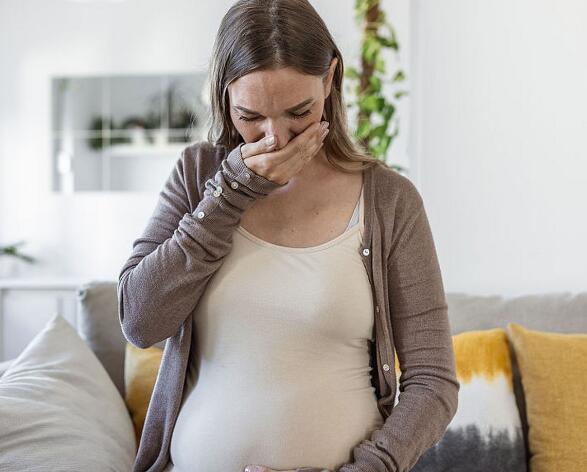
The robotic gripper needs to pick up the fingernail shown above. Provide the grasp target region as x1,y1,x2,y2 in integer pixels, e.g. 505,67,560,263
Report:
265,135,275,145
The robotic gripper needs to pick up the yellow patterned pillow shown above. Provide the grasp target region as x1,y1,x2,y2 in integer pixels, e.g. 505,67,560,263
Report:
507,322,587,472
124,343,164,447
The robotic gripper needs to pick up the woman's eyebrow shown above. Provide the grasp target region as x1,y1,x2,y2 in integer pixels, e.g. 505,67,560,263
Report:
233,98,315,115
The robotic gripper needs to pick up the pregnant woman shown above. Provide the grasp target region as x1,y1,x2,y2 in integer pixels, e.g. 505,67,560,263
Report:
117,1,459,471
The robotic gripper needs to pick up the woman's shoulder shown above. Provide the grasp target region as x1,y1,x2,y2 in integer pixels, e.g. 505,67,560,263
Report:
370,162,424,214
369,164,429,254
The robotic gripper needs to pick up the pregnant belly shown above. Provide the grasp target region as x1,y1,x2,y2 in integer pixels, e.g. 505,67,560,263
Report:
169,371,384,471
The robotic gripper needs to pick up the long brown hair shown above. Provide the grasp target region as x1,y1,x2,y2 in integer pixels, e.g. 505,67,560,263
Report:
206,0,386,173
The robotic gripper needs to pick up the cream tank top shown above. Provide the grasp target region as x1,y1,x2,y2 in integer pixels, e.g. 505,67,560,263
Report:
166,183,384,472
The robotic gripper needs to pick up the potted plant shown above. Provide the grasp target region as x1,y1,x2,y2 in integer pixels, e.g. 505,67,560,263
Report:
120,117,149,146
0,241,37,278
87,116,115,150
345,0,408,173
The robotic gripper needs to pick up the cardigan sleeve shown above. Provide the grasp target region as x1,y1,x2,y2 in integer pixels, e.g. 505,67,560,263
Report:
336,184,460,472
117,142,285,349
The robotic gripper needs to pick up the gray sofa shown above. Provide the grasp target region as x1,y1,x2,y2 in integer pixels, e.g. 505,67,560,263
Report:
1,281,586,470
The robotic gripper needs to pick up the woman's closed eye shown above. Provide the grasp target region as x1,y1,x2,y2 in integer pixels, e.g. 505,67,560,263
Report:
238,110,312,122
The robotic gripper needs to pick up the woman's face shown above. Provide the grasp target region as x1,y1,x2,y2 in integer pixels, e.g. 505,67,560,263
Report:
227,58,337,150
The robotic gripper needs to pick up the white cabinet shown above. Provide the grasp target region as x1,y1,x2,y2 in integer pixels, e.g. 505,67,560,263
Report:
0,278,88,362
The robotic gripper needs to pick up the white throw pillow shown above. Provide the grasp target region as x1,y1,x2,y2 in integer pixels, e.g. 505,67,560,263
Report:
0,313,136,471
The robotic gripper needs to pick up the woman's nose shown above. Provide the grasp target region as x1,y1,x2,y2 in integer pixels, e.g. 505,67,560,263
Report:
264,123,290,149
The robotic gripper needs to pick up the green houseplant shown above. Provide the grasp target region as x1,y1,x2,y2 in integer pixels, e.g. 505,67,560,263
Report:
0,241,37,278
345,0,408,173
0,241,36,263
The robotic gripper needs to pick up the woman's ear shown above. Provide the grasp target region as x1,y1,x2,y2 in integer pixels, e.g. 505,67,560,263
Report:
323,57,338,99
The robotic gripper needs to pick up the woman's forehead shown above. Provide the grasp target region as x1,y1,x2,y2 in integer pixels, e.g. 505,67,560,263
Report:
229,67,320,103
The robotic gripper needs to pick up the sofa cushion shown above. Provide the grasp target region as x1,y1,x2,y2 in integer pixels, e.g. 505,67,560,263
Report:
0,358,14,378
507,322,587,472
0,313,136,471
447,292,587,335
77,281,167,399
125,342,164,445
408,328,527,471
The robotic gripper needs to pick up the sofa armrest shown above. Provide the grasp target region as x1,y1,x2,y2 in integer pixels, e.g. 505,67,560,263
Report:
0,358,16,378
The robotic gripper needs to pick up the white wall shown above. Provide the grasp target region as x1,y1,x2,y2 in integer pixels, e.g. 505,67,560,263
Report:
410,0,587,296
0,0,411,278
6,0,582,298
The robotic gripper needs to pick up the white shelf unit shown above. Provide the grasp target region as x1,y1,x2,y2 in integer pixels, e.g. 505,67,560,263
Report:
51,71,210,192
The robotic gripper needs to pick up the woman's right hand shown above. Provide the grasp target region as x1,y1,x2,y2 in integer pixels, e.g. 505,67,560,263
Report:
240,120,330,186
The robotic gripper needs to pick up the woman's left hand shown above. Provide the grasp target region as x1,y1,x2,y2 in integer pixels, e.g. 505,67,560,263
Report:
244,465,331,472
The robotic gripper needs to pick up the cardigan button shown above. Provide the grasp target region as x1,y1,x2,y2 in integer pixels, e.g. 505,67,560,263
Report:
362,248,370,256
383,363,390,372
375,305,380,313
230,181,239,189
244,172,251,180
197,211,205,219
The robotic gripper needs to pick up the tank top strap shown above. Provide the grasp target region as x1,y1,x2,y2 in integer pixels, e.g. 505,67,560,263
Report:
359,182,364,229
358,182,365,241
344,186,361,232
